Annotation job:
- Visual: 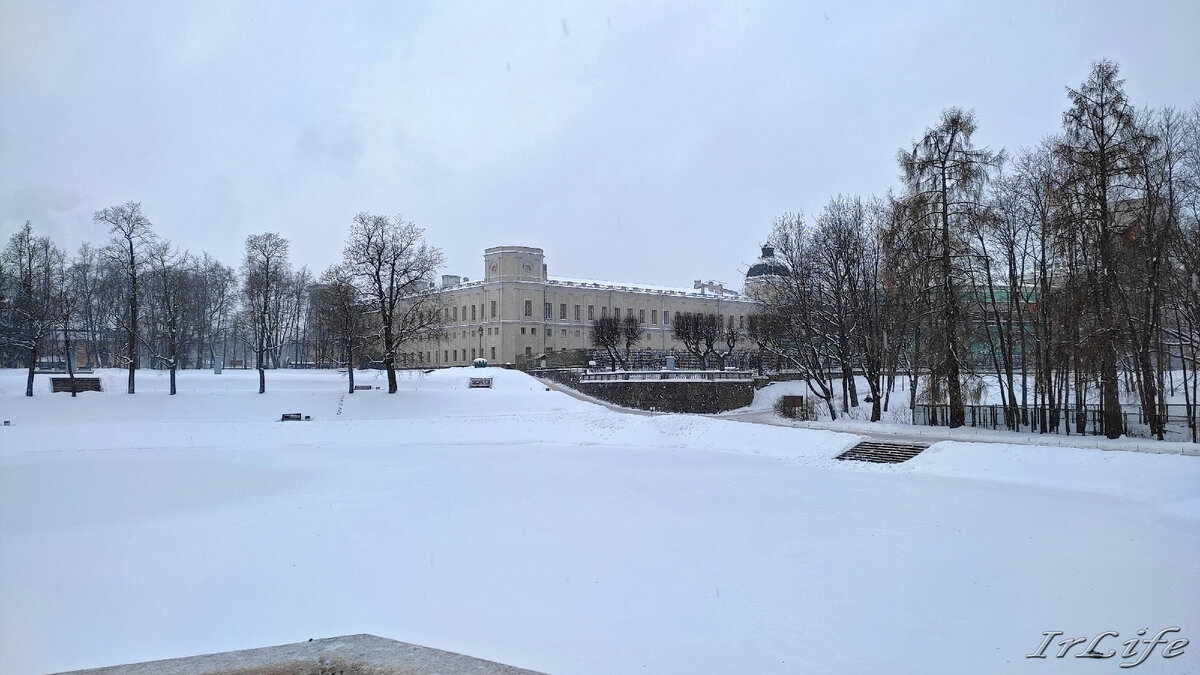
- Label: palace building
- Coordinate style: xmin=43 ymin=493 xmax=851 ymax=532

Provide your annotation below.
xmin=409 ymin=245 xmax=758 ymax=367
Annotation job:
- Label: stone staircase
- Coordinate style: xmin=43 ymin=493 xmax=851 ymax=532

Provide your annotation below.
xmin=837 ymin=440 xmax=929 ymax=464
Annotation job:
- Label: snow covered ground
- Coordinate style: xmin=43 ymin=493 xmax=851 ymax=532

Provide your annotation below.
xmin=1 ymin=368 xmax=1198 ymax=673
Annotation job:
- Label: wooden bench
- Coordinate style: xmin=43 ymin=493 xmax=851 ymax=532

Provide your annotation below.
xmin=353 ymin=385 xmax=372 ymax=391
xmin=280 ymin=412 xmax=310 ymax=421
xmin=51 ymin=377 xmax=102 ymax=393
xmin=468 ymin=377 xmax=493 ymax=389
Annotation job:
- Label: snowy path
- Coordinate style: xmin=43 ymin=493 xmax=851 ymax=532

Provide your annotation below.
xmin=716 ymin=408 xmax=1200 ymax=455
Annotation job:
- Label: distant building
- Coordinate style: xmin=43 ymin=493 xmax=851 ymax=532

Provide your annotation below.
xmin=406 ymin=246 xmax=758 ymax=366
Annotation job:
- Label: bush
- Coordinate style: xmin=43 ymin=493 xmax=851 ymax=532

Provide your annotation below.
xmin=774 ymin=395 xmax=816 ymax=421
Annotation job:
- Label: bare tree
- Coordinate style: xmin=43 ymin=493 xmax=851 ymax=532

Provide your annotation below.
xmin=194 ymin=253 xmax=237 ymax=370
xmin=590 ymin=316 xmax=624 ymax=370
xmin=751 ymin=212 xmax=841 ymax=418
xmin=1 ymin=223 xmax=64 ymax=396
xmin=898 ymin=108 xmax=1003 ymax=427
xmin=95 ymin=201 xmax=155 ymax=393
xmin=1056 ymin=60 xmax=1150 ymax=438
xmin=620 ymin=314 xmax=645 ymax=366
xmin=314 ymin=264 xmax=368 ymax=393
xmin=342 ymin=213 xmax=444 ymax=393
xmin=242 ymin=232 xmax=291 ymax=394
xmin=145 ymin=241 xmax=194 ymax=395
xmin=671 ymin=312 xmax=713 ymax=369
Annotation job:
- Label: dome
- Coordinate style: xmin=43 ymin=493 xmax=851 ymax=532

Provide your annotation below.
xmin=745 ymin=246 xmax=788 ymax=279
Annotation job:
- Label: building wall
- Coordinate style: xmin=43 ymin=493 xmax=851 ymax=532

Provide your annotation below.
xmin=407 ymin=246 xmax=758 ymax=366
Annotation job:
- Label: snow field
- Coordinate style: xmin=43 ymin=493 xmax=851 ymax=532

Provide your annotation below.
xmin=1 ymin=368 xmax=1198 ymax=674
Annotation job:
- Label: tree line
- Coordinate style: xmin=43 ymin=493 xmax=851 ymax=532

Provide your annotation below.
xmin=746 ymin=61 xmax=1199 ymax=440
xmin=1 ymin=208 xmax=444 ymax=396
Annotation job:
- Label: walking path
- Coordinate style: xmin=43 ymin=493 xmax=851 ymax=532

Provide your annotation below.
xmin=539 ymin=376 xmax=1200 ymax=456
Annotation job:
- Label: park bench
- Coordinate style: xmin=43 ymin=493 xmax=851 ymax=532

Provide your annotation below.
xmin=280 ymin=412 xmax=311 ymax=421
xmin=353 ymin=385 xmax=372 ymax=391
xmin=51 ymin=377 xmax=102 ymax=393
xmin=468 ymin=377 xmax=493 ymax=389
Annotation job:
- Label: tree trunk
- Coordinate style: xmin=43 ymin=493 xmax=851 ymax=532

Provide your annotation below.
xmin=25 ymin=346 xmax=37 ymax=397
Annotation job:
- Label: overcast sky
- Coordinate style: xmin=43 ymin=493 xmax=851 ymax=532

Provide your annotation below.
xmin=2 ymin=1 xmax=1197 ymax=290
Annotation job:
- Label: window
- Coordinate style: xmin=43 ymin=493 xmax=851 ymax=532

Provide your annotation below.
xmin=628 ymin=308 xmax=633 ymax=320
xmin=651 ymin=309 xmax=658 ymax=324
xmin=544 ymin=302 xmax=551 ymax=320
xmin=728 ymin=315 xmax=734 ymax=329
xmin=531 ymin=327 xmax=537 ymax=335
xmin=491 ymin=300 xmax=497 ymax=318
xmin=739 ymin=315 xmax=744 ymax=329
xmin=575 ymin=330 xmax=581 ymax=337
xmin=639 ymin=309 xmax=645 ymax=324
xmin=663 ymin=311 xmax=669 ymax=325
xmin=588 ymin=305 xmax=594 ymax=320
xmin=453 ymin=306 xmax=458 ymax=321
xmin=524 ymin=300 xmax=532 ymax=317
xmin=444 ymin=350 xmax=448 ymax=361
xmin=561 ymin=329 xmax=567 ymax=336
xmin=521 ymin=327 xmax=527 ymax=335
xmin=490 ymin=346 xmax=495 ymax=360
xmin=574 ymin=304 xmax=581 ymax=320
xmin=560 ymin=303 xmax=567 ymax=320
xmin=453 ymin=349 xmax=457 ymax=361
xmin=471 ymin=305 xmax=476 ymax=321
xmin=525 ymin=346 xmax=532 ymax=356
xmin=614 ymin=307 xmax=620 ymax=319
xmin=461 ymin=306 xmax=467 ymax=322
xmin=471 ymin=348 xmax=475 ymax=359
xmin=601 ymin=306 xmax=608 ymax=318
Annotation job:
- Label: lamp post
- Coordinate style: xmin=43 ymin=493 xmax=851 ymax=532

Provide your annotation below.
xmin=477 ymin=325 xmax=484 ymax=359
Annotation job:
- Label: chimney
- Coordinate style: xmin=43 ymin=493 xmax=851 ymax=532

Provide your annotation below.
xmin=761 ymin=245 xmax=775 ymax=258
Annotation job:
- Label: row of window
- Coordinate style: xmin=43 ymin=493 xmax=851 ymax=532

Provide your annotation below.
xmin=445 ymin=297 xmax=746 ymax=331
xmin=447 ymin=301 xmax=499 ymax=323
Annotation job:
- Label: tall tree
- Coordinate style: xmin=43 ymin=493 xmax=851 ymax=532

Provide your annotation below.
xmin=1 ymin=223 xmax=64 ymax=396
xmin=758 ymin=212 xmax=841 ymax=419
xmin=898 ymin=108 xmax=1003 ymax=427
xmin=342 ymin=213 xmax=444 ymax=393
xmin=314 ymin=264 xmax=368 ymax=393
xmin=95 ymin=201 xmax=155 ymax=394
xmin=1056 ymin=60 xmax=1149 ymax=438
xmin=242 ymin=232 xmax=291 ymax=394
xmin=145 ymin=241 xmax=193 ymax=395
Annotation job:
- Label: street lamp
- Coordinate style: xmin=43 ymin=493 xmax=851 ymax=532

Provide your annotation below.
xmin=477 ymin=325 xmax=484 ymax=359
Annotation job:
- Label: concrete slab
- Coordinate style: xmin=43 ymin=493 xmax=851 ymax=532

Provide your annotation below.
xmin=54 ymin=634 xmax=547 ymax=675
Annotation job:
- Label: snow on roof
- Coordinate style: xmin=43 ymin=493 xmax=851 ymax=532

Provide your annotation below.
xmin=547 ymin=275 xmax=745 ymax=299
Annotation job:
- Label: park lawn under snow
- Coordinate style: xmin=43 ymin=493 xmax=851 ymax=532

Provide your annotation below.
xmin=1 ymin=368 xmax=1197 ymax=674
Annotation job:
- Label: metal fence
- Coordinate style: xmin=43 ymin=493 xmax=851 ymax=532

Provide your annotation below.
xmin=579 ymin=370 xmax=754 ymax=383
xmin=913 ymin=403 xmax=1195 ymax=439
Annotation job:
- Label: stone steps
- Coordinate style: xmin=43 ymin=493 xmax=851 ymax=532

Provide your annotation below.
xmin=837 ymin=440 xmax=929 ymax=464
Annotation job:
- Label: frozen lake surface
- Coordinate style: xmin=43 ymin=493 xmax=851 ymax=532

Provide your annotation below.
xmin=1 ymin=368 xmax=1197 ymax=673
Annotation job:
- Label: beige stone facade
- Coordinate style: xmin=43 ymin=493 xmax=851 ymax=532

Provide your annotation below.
xmin=407 ymin=246 xmax=757 ymax=366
